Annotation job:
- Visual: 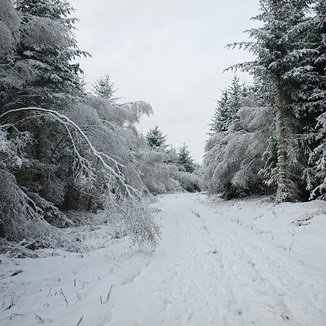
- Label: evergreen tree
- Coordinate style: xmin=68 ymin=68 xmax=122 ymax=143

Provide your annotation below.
xmin=93 ymin=74 xmax=116 ymax=101
xmin=227 ymin=75 xmax=242 ymax=118
xmin=2 ymin=0 xmax=89 ymax=111
xmin=0 ymin=0 xmax=20 ymax=59
xmin=0 ymin=0 xmax=21 ymax=112
xmin=228 ymin=0 xmax=312 ymax=202
xmin=304 ymin=0 xmax=326 ymax=198
xmin=210 ymin=90 xmax=229 ymax=134
xmin=178 ymin=144 xmax=195 ymax=173
xmin=210 ymin=76 xmax=242 ymax=134
xmin=146 ymin=126 xmax=167 ymax=150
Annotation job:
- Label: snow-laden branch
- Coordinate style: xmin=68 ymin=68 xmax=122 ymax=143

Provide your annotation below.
xmin=0 ymin=107 xmax=141 ymax=199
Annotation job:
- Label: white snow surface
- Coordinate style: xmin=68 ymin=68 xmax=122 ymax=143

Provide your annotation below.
xmin=1 ymin=193 xmax=326 ymax=325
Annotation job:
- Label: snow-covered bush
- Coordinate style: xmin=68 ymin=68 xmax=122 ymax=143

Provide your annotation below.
xmin=119 ymin=198 xmax=161 ymax=248
xmin=204 ymin=105 xmax=273 ymax=199
xmin=175 ymin=171 xmax=205 ymax=193
xmin=139 ymin=150 xmax=180 ymax=195
xmin=140 ymin=132 xmax=204 ymax=195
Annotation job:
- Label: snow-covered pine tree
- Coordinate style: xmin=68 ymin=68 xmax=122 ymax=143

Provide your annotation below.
xmin=309 ymin=112 xmax=326 ymax=199
xmin=0 ymin=0 xmax=21 ymax=112
xmin=1 ymin=0 xmax=93 ymax=216
xmin=303 ymin=0 xmax=326 ymax=198
xmin=93 ymin=74 xmax=116 ymax=101
xmin=0 ymin=0 xmax=20 ymax=59
xmin=228 ymin=0 xmax=313 ymax=202
xmin=175 ymin=144 xmax=203 ymax=192
xmin=1 ymin=1 xmax=87 ymax=209
xmin=178 ymin=144 xmax=195 ymax=173
xmin=209 ymin=90 xmax=229 ymax=134
xmin=209 ymin=76 xmax=242 ymax=134
xmin=8 ymin=0 xmax=89 ymax=110
xmin=146 ymin=126 xmax=167 ymax=150
xmin=227 ymin=75 xmax=242 ymax=119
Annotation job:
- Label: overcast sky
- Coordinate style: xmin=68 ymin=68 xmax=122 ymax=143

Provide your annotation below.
xmin=70 ymin=0 xmax=260 ymax=163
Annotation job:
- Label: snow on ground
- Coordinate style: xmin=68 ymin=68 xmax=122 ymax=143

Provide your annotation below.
xmin=1 ymin=193 xmax=326 ymax=326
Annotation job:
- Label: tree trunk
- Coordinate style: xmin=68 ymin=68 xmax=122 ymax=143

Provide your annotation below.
xmin=275 ymin=81 xmax=290 ymax=202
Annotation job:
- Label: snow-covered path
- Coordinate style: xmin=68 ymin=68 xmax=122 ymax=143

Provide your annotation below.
xmin=1 ymin=193 xmax=326 ymax=325
xmin=108 ymin=193 xmax=326 ymax=326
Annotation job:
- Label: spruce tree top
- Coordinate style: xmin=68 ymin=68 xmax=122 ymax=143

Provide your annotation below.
xmin=146 ymin=126 xmax=167 ymax=150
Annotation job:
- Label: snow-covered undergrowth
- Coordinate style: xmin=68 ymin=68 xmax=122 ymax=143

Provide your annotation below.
xmin=1 ymin=193 xmax=325 ymax=325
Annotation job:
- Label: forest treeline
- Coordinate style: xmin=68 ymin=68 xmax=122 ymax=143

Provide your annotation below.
xmin=0 ymin=0 xmax=325 ymax=252
xmin=0 ymin=0 xmax=201 ymax=251
xmin=204 ymin=0 xmax=326 ymax=202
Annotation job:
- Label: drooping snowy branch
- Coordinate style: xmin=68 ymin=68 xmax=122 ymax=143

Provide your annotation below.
xmin=0 ymin=107 xmax=141 ymax=199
